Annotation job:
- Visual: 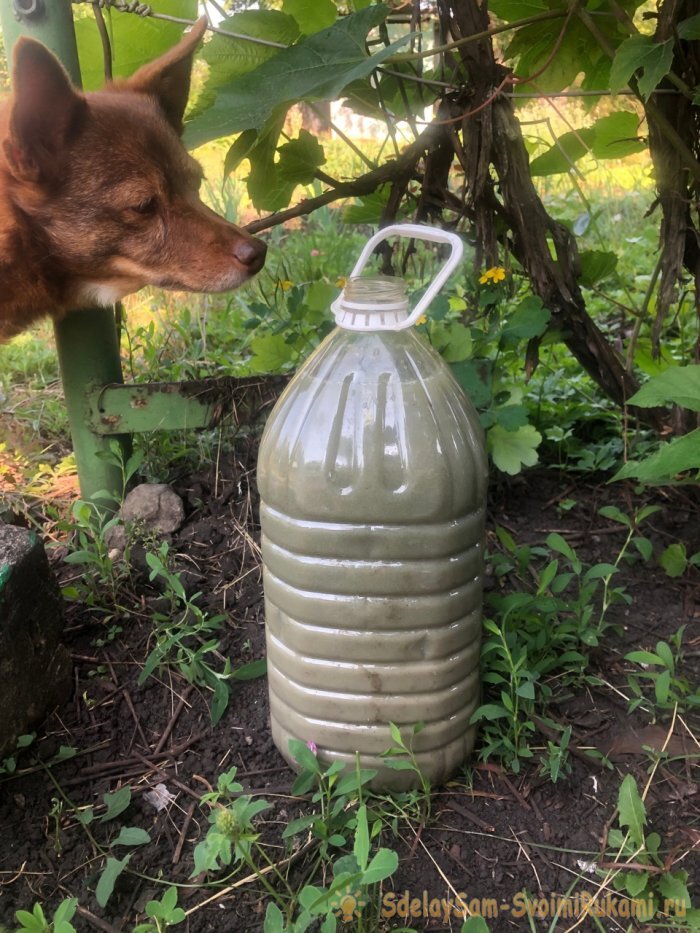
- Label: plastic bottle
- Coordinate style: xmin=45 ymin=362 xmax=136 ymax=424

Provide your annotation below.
xmin=257 ymin=224 xmax=488 ymax=789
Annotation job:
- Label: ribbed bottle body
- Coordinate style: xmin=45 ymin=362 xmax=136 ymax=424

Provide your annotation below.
xmin=257 ymin=327 xmax=488 ymax=789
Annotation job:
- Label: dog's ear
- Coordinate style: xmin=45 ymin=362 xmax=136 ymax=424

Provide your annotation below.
xmin=5 ymin=38 xmax=86 ymax=182
xmin=124 ymin=16 xmax=207 ymax=135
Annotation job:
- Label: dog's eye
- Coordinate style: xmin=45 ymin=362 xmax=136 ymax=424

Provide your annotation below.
xmin=132 ymin=197 xmax=157 ymax=216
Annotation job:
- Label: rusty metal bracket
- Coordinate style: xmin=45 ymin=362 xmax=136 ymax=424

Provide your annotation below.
xmin=87 ymin=377 xmax=280 ymax=435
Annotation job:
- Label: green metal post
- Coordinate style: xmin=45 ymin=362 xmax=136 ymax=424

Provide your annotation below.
xmin=0 ymin=0 xmax=128 ymax=504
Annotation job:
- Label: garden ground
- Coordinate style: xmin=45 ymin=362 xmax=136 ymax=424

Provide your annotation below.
xmin=0 ymin=422 xmax=697 ymax=932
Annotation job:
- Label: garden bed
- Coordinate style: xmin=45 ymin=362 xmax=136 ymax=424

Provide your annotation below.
xmin=0 ymin=438 xmax=698 ymax=932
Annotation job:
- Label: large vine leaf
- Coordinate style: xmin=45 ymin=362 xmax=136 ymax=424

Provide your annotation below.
xmin=590 ymin=111 xmax=645 ymax=159
xmin=184 ymin=5 xmax=407 ymax=147
xmin=500 ymin=297 xmax=550 ymax=342
xmin=613 ymin=430 xmax=700 ymax=483
xmin=677 ymin=13 xmax=700 ymax=39
xmin=627 ymin=365 xmax=700 ymax=411
xmin=610 ymin=35 xmax=675 ymax=100
xmin=530 ymin=112 xmax=644 ymax=177
xmin=502 ymin=17 xmax=592 ymax=93
xmin=529 ymin=128 xmax=596 ymax=176
xmin=282 ymin=0 xmax=337 ymax=36
xmin=189 ymin=11 xmax=300 ymax=119
xmin=277 ymin=130 xmax=326 ymax=185
xmin=578 ymin=249 xmax=618 ymax=287
xmin=75 ymin=0 xmax=197 ymax=90
xmin=490 ymin=0 xmax=548 ymax=18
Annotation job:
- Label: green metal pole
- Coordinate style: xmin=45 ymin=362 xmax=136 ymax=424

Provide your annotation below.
xmin=0 ymin=0 xmax=128 ymax=505
xmin=0 ymin=0 xmax=80 ymax=82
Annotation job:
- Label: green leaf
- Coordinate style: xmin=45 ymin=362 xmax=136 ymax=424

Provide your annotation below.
xmin=504 ymin=18 xmax=585 ymax=93
xmin=110 ymin=826 xmax=151 ymax=847
xmin=626 ymin=649 xmax=663 ymax=665
xmin=590 ymin=111 xmax=645 ymax=160
xmin=277 ymin=130 xmax=326 ymax=185
xmin=437 ymin=322 xmax=472 ymax=363
xmin=54 ymin=898 xmax=78 ymax=925
xmin=546 ymin=532 xmax=576 ymax=561
xmin=529 ymin=128 xmax=596 ymax=176
xmin=461 ymin=917 xmax=491 ymax=933
xmin=96 ymin=854 xmax=131 ymax=908
xmin=660 ymin=542 xmax=687 ymax=578
xmin=655 ymin=640 xmax=675 ymax=669
xmin=579 ymin=250 xmax=618 ymax=287
xmin=265 ymin=901 xmax=285 ymax=933
xmin=101 ymin=786 xmax=132 ymax=823
xmin=628 ymin=365 xmax=700 ymax=411
xmin=613 ymin=429 xmax=700 ymax=483
xmin=288 ymin=738 xmax=322 ymax=773
xmin=75 ymin=1 xmax=198 ymax=90
xmin=248 ymin=161 xmax=296 ymax=212
xmin=185 ymin=6 xmax=405 ymax=147
xmin=343 ymin=186 xmax=393 ymax=224
xmin=249 ymin=333 xmax=298 ymax=373
xmin=677 ymin=13 xmax=700 ymax=39
xmin=146 ymin=886 xmax=183 ymax=921
xmin=583 ymin=563 xmax=619 ymax=582
xmin=361 ymin=847 xmax=399 ymax=884
xmin=224 ymin=129 xmax=259 ymax=178
xmin=15 ymin=907 xmax=46 ymax=932
xmin=657 ymin=871 xmax=691 ymax=908
xmin=334 ymin=769 xmax=377 ymax=795
xmin=283 ymin=0 xmax=337 ymax=35
xmin=490 ymin=0 xmax=547 ymax=18
xmin=500 ymin=297 xmax=550 ymax=341
xmin=190 ymin=11 xmax=300 ymax=118
xmin=610 ymin=35 xmax=675 ymax=100
xmin=623 ymin=870 xmax=649 ymax=897
xmin=451 ymin=360 xmax=492 ymax=408
xmin=599 ymin=505 xmax=631 ymax=526
xmin=384 ymin=758 xmax=416 ymax=771
xmin=633 ymin=536 xmax=653 ymax=562
xmin=488 ymin=424 xmax=541 ymax=475
xmin=617 ymin=773 xmax=646 ymax=848
xmin=232 ymin=658 xmax=267 ymax=680
xmin=471 ymin=703 xmax=510 ymax=722
xmin=494 ymin=405 xmax=529 ymax=432
xmin=353 ymin=804 xmax=370 ymax=870
xmin=655 ymin=668 xmax=671 ymax=704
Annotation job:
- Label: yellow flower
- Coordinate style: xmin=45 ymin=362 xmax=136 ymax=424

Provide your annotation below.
xmin=335 ymin=276 xmax=348 ymax=288
xmin=278 ymin=279 xmax=293 ymax=291
xmin=479 ymin=266 xmax=506 ymax=285
xmin=417 ymin=314 xmax=428 ymax=325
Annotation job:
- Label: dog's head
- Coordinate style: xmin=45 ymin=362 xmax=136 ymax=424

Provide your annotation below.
xmin=3 ymin=17 xmax=266 ymax=308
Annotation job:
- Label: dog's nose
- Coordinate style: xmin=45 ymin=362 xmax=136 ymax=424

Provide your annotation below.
xmin=234 ymin=236 xmax=266 ymax=274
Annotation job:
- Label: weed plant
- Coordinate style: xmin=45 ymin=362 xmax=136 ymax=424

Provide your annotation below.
xmin=472 ymin=505 xmax=658 ymax=774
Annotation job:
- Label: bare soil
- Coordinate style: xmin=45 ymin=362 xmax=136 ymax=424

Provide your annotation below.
xmin=0 ymin=434 xmax=698 ymax=932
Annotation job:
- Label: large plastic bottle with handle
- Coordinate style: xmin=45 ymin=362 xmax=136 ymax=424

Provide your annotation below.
xmin=257 ymin=224 xmax=488 ymax=790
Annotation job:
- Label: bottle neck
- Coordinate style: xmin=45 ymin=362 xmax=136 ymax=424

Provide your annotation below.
xmin=334 ymin=276 xmax=409 ymax=331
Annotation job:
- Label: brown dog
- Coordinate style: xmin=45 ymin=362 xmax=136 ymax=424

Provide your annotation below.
xmin=0 ymin=17 xmax=266 ymax=342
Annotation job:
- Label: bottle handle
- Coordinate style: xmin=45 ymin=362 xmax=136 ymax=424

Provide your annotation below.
xmin=335 ymin=223 xmax=464 ymax=330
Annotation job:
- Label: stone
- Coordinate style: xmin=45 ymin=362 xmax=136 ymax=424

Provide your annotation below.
xmin=120 ymin=484 xmax=185 ymax=535
xmin=0 ymin=524 xmax=72 ymax=756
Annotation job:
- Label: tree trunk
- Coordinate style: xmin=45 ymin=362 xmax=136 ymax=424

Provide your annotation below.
xmin=438 ymin=0 xmax=661 ymax=423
